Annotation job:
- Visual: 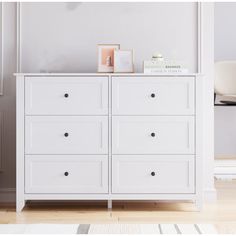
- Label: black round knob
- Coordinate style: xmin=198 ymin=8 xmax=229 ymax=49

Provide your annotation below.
xmin=64 ymin=172 xmax=69 ymax=176
xmin=151 ymin=93 xmax=156 ymax=98
xmin=64 ymin=132 xmax=69 ymax=137
xmin=64 ymin=93 xmax=69 ymax=98
xmin=151 ymin=171 xmax=156 ymax=176
xmin=151 ymin=132 xmax=156 ymax=137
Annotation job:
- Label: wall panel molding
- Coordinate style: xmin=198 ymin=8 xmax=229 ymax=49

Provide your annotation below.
xmin=0 ymin=3 xmax=18 ymax=198
xmin=16 ymin=2 xmax=21 ymax=73
xmin=199 ymin=3 xmax=216 ymax=201
xmin=0 ymin=188 xmax=16 ymax=203
xmin=0 ymin=3 xmax=3 ymax=95
xmin=17 ymin=3 xmax=198 ymax=73
xmin=0 ymin=112 xmax=3 ymax=171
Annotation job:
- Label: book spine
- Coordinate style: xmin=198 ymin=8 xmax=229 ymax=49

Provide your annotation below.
xmin=144 ymin=68 xmax=189 ymax=73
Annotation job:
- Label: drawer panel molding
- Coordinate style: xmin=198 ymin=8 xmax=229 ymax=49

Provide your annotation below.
xmin=112 ymin=77 xmax=195 ymax=115
xmin=112 ymin=155 xmax=195 ymax=194
xmin=25 ymin=116 xmax=108 ymax=154
xmin=112 ymin=116 xmax=195 ymax=154
xmin=25 ymin=76 xmax=109 ymax=115
xmin=25 ymin=155 xmax=108 ymax=194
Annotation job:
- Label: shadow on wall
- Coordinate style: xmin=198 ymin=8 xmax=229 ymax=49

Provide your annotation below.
xmin=66 ymin=3 xmax=82 ymax=11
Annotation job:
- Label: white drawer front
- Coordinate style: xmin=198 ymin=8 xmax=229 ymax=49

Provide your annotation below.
xmin=112 ymin=77 xmax=195 ymax=115
xmin=25 ymin=155 xmax=108 ymax=193
xmin=112 ymin=155 xmax=195 ymax=194
xmin=25 ymin=116 xmax=108 ymax=154
xmin=112 ymin=116 xmax=195 ymax=154
xmin=25 ymin=77 xmax=108 ymax=115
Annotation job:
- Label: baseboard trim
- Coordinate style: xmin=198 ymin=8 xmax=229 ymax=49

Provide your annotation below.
xmin=0 ymin=188 xmax=16 ymax=203
xmin=215 ymin=159 xmax=236 ymax=179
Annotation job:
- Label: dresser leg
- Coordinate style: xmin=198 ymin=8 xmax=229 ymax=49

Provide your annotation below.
xmin=195 ymin=199 xmax=203 ymax=211
xmin=16 ymin=200 xmax=25 ymax=212
xmin=107 ymin=200 xmax=112 ymax=209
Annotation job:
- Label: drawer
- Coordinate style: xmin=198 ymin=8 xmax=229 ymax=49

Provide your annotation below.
xmin=112 ymin=116 xmax=195 ymax=154
xmin=25 ymin=116 xmax=108 ymax=154
xmin=25 ymin=76 xmax=108 ymax=115
xmin=112 ymin=77 xmax=195 ymax=115
xmin=25 ymin=155 xmax=108 ymax=193
xmin=112 ymin=155 xmax=195 ymax=193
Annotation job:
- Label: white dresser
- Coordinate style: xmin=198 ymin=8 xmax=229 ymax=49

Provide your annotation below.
xmin=16 ymin=73 xmax=203 ymax=212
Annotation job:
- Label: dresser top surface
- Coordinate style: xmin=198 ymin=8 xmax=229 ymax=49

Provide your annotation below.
xmin=14 ymin=73 xmax=202 ymax=77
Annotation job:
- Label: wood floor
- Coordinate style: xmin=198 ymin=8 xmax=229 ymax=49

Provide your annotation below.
xmin=0 ymin=180 xmax=236 ymax=233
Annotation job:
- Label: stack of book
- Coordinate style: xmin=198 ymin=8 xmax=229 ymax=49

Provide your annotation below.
xmin=143 ymin=60 xmax=188 ymax=74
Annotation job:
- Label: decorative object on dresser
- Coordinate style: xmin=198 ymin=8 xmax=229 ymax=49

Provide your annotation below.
xmin=143 ymin=53 xmax=188 ymax=74
xmin=15 ymin=73 xmax=203 ymax=212
xmin=114 ymin=50 xmax=134 ymax=73
xmin=97 ymin=44 xmax=120 ymax=72
xmin=152 ymin=52 xmax=164 ymax=61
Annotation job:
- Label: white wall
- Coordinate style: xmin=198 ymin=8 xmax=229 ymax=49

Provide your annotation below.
xmin=20 ymin=2 xmax=198 ymax=73
xmin=0 ymin=3 xmax=17 ymax=201
xmin=215 ymin=107 xmax=236 ymax=157
xmin=215 ymin=3 xmax=236 ymax=61
xmin=214 ymin=3 xmax=236 ymax=158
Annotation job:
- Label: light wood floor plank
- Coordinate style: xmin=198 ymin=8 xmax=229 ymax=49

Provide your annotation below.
xmin=0 ymin=180 xmax=236 ymax=234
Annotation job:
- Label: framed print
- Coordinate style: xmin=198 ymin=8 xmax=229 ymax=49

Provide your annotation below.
xmin=98 ymin=44 xmax=120 ymax=73
xmin=114 ymin=50 xmax=134 ymax=73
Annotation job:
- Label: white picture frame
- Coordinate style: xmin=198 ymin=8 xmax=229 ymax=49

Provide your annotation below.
xmin=114 ymin=50 xmax=134 ymax=73
xmin=97 ymin=44 xmax=120 ymax=73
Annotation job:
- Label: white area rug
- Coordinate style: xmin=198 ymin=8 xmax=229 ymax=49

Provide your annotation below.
xmin=0 ymin=224 xmax=218 ymax=234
